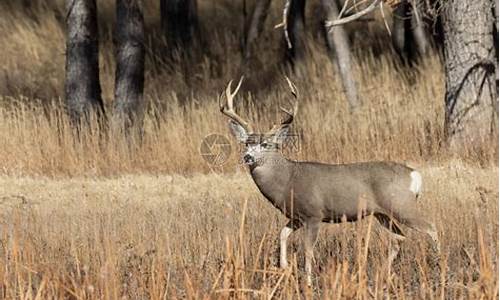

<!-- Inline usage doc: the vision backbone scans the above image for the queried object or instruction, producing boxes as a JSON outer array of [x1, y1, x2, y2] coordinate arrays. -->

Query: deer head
[[219, 77, 298, 165]]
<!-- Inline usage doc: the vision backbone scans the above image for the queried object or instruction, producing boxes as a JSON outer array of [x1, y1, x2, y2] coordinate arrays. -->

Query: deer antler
[[267, 77, 298, 135], [219, 77, 254, 133], [325, 0, 382, 28]]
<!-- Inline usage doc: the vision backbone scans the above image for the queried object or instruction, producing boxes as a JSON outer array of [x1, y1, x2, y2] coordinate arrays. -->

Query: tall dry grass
[[2, 51, 497, 176], [0, 0, 498, 299], [0, 164, 498, 298]]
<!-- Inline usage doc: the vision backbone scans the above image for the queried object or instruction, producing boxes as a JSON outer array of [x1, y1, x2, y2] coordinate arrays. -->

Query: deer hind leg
[[410, 218, 440, 254], [374, 213, 406, 272], [303, 220, 320, 287], [388, 192, 441, 254], [427, 225, 440, 254], [401, 211, 441, 254], [280, 220, 302, 269]]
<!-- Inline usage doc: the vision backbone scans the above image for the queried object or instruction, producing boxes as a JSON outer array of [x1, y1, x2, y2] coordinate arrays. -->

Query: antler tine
[[279, 76, 298, 124], [285, 76, 297, 98], [220, 76, 253, 133], [325, 0, 382, 28], [267, 77, 299, 135], [225, 77, 244, 109]]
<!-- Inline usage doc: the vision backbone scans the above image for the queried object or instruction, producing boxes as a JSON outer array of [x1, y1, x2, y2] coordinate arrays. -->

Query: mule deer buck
[[220, 77, 440, 286]]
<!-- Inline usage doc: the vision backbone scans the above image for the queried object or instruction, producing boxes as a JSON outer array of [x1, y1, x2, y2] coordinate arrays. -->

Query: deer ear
[[271, 125, 289, 144], [228, 120, 248, 142]]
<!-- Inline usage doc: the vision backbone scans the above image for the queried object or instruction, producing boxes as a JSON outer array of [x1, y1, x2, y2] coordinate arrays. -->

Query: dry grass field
[[0, 0, 498, 299], [0, 164, 498, 298]]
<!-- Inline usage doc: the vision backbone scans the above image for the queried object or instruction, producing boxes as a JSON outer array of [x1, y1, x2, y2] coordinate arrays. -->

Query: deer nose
[[243, 154, 255, 164]]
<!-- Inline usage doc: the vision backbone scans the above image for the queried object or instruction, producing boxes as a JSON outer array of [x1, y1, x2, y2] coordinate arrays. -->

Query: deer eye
[[261, 142, 272, 149]]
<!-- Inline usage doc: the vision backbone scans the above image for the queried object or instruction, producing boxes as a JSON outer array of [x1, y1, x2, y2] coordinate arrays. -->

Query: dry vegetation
[[0, 0, 498, 299], [0, 164, 498, 298]]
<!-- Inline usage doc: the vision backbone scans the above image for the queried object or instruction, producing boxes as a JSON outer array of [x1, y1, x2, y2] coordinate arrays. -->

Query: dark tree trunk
[[410, 1, 430, 57], [65, 0, 105, 125], [160, 0, 198, 49], [392, 0, 430, 64], [243, 0, 272, 61], [114, 0, 145, 131], [442, 0, 498, 149], [391, 0, 411, 62], [286, 0, 306, 74], [322, 0, 359, 111]]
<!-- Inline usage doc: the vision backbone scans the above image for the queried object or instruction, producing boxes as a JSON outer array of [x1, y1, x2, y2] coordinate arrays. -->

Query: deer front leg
[[304, 220, 320, 287], [280, 220, 301, 269]]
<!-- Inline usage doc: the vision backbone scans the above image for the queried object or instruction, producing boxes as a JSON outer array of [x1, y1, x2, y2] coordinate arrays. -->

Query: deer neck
[[248, 152, 295, 209]]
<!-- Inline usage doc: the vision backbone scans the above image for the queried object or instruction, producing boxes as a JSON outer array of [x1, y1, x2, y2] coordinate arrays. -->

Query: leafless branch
[[274, 0, 292, 49], [380, 2, 391, 36], [325, 0, 381, 27]]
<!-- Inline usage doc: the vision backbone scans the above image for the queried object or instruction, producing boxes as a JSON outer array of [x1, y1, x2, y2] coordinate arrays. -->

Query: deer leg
[[387, 238, 401, 268], [280, 220, 302, 269], [374, 213, 406, 272], [303, 220, 320, 287], [422, 222, 440, 254], [280, 226, 294, 269], [403, 215, 440, 254]]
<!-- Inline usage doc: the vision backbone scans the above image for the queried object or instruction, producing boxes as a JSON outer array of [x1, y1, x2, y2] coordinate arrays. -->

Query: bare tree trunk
[[286, 0, 306, 74], [410, 1, 430, 56], [392, 0, 430, 63], [392, 0, 410, 62], [442, 0, 498, 149], [114, 0, 145, 132], [160, 0, 198, 49], [322, 0, 359, 111], [243, 0, 272, 60], [493, 0, 499, 86], [495, 0, 499, 30], [65, 0, 105, 125]]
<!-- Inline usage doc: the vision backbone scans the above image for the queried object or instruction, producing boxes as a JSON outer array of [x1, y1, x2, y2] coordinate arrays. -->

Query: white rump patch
[[409, 171, 422, 194]]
